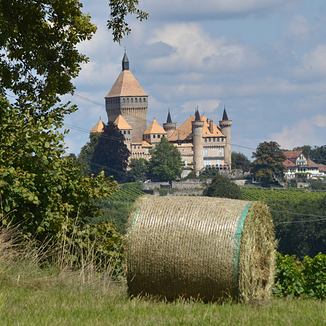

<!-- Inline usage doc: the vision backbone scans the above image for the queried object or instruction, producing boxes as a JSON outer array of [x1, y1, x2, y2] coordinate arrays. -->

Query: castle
[[90, 52, 232, 173]]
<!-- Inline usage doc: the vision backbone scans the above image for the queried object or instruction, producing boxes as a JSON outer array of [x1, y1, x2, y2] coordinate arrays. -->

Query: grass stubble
[[1, 219, 326, 325]]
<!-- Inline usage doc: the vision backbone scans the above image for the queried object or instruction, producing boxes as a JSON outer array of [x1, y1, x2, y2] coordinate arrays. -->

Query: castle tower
[[163, 109, 178, 139], [105, 52, 148, 143], [219, 108, 232, 166], [191, 109, 204, 173]]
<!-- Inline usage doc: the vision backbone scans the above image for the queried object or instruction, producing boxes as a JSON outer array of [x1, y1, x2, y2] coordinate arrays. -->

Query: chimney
[[209, 120, 214, 133]]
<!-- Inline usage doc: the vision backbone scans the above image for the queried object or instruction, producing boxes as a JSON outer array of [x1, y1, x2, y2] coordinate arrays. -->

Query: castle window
[[209, 138, 211, 142], [123, 98, 125, 103], [153, 135, 156, 138], [158, 134, 161, 138], [205, 138, 207, 142], [139, 98, 142, 103], [219, 149, 222, 156], [128, 131, 130, 134], [135, 98, 138, 103], [131, 98, 133, 103], [124, 130, 126, 134], [127, 98, 129, 103], [205, 149, 208, 156], [143, 98, 146, 102]]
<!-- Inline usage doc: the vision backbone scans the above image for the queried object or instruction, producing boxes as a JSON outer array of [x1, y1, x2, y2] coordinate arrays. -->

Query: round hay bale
[[126, 196, 276, 302]]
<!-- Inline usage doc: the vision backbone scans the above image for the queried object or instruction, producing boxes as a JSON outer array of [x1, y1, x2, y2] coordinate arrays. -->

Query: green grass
[[1, 274, 326, 325]]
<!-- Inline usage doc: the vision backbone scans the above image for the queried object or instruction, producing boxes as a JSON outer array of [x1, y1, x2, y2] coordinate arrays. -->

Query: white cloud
[[146, 23, 261, 74], [311, 114, 326, 127], [295, 45, 326, 79], [271, 116, 326, 150]]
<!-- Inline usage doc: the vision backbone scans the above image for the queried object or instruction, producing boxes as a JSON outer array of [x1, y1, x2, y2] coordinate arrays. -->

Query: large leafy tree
[[148, 137, 183, 182], [0, 96, 116, 239], [251, 141, 286, 183], [0, 1, 121, 242], [231, 152, 251, 172], [0, 0, 97, 112], [78, 133, 102, 176], [89, 122, 130, 183], [127, 158, 149, 182], [203, 174, 243, 199]]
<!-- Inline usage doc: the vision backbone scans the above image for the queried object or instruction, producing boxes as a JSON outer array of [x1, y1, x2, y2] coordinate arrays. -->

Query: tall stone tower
[[105, 52, 148, 143], [192, 109, 204, 173], [219, 108, 232, 166], [163, 109, 178, 139]]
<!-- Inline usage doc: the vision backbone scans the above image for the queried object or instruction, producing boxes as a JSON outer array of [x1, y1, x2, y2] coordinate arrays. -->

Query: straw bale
[[126, 196, 275, 302]]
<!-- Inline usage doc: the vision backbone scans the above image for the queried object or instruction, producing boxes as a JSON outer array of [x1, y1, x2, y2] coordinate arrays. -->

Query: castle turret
[[105, 51, 148, 143], [219, 107, 232, 166], [163, 109, 178, 139], [192, 109, 204, 173]]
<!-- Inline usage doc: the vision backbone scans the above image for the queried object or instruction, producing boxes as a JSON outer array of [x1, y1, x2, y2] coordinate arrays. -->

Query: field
[[1, 277, 326, 325], [241, 188, 326, 203]]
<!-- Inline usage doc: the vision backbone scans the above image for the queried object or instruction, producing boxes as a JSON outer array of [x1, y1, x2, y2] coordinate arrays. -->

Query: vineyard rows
[[108, 183, 145, 202], [241, 188, 326, 203]]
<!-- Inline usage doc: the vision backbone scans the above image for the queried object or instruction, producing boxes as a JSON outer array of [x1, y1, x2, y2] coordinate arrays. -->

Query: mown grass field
[[1, 278, 326, 326]]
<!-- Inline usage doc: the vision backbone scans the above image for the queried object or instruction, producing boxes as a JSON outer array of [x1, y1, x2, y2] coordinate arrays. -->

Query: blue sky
[[62, 0, 326, 159]]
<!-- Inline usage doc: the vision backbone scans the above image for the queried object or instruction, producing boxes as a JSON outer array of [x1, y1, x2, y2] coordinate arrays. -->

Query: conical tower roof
[[143, 119, 167, 135], [166, 109, 172, 123], [222, 107, 229, 121], [105, 70, 147, 97], [90, 119, 104, 133], [114, 114, 132, 130], [106, 53, 147, 98]]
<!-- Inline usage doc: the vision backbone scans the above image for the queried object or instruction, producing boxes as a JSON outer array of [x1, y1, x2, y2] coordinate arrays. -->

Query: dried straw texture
[[126, 196, 275, 302]]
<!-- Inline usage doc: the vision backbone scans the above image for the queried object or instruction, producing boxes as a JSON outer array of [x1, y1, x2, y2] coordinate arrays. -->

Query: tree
[[231, 152, 251, 172], [203, 174, 243, 199], [107, 0, 148, 43], [0, 96, 116, 239], [148, 138, 183, 182], [90, 122, 130, 183], [251, 141, 286, 183], [0, 0, 97, 112], [127, 158, 149, 182], [78, 133, 102, 175]]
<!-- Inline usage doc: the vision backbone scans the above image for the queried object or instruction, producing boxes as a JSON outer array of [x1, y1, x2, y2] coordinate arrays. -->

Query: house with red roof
[[283, 151, 325, 179]]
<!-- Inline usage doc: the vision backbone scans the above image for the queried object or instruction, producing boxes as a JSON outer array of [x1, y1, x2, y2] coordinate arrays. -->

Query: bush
[[203, 174, 243, 199], [275, 252, 326, 299]]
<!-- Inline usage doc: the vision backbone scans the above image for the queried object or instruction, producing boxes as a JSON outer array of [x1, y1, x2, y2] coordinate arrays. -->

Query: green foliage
[[275, 252, 326, 300], [241, 188, 326, 258], [59, 215, 123, 273], [127, 158, 149, 182], [199, 168, 220, 179], [0, 96, 117, 241], [303, 253, 326, 299], [203, 174, 243, 199], [274, 253, 305, 297], [77, 133, 101, 175], [309, 179, 326, 191], [231, 152, 251, 172], [107, 0, 148, 43], [251, 141, 286, 183], [148, 137, 183, 182], [89, 121, 130, 183], [94, 183, 145, 234], [0, 0, 97, 111]]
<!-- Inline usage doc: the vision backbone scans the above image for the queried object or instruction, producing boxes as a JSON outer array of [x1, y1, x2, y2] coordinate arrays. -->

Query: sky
[[62, 0, 326, 159]]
